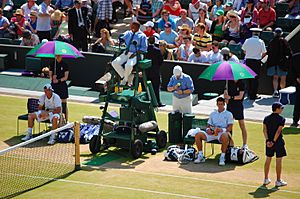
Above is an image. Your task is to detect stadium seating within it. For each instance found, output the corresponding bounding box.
[260,31,274,45]
[275,3,289,18]
[228,43,244,59]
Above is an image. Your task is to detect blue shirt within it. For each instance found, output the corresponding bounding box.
[167,73,194,99]
[121,30,148,53]
[0,16,9,35]
[55,0,74,9]
[159,30,178,45]
[157,17,176,31]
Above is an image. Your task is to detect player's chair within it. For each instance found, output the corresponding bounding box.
[17,98,51,135]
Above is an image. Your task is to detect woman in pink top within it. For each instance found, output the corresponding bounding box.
[240,0,259,23]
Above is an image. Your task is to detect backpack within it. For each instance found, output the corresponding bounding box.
[226,146,259,164]
[164,145,196,164]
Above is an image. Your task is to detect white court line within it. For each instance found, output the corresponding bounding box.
[85,165,300,195]
[1,172,208,199]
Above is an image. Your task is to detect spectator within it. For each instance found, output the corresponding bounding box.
[240,0,259,24]
[224,1,233,16]
[151,0,164,20]
[175,24,191,47]
[221,47,239,62]
[224,80,248,149]
[92,28,115,53]
[240,15,258,43]
[10,9,26,38]
[21,0,39,21]
[222,10,241,44]
[193,22,212,51]
[263,102,287,187]
[163,0,182,18]
[54,12,70,42]
[207,40,222,63]
[25,10,38,34]
[94,0,112,38]
[167,65,194,114]
[0,8,9,38]
[290,53,300,127]
[36,0,54,41]
[68,0,89,51]
[188,0,208,22]
[177,35,194,61]
[21,83,62,145]
[145,35,165,107]
[159,40,174,60]
[157,9,176,32]
[242,28,267,100]
[137,0,152,25]
[285,0,300,19]
[55,0,74,11]
[51,9,63,39]
[266,27,292,98]
[176,9,194,31]
[0,0,13,12]
[257,0,276,31]
[210,0,224,21]
[193,97,233,166]
[112,21,148,86]
[210,9,225,42]
[188,47,208,63]
[159,22,178,48]
[49,55,69,121]
[143,21,156,37]
[20,29,40,46]
[232,0,243,11]
[195,7,212,31]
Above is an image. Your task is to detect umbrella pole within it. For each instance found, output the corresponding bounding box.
[54,59,56,76]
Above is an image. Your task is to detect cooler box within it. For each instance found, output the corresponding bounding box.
[279,86,296,105]
[182,114,195,138]
[168,112,183,143]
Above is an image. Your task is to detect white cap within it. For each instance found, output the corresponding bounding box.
[41,39,48,43]
[144,21,154,28]
[173,65,182,76]
[44,83,53,91]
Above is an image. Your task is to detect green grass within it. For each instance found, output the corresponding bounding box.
[0,95,300,199]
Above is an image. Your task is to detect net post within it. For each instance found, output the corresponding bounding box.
[74,121,81,171]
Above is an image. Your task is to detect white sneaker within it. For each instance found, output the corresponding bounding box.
[275,179,287,187]
[272,91,279,98]
[219,156,226,166]
[47,134,56,145]
[194,154,205,164]
[242,144,249,150]
[21,134,32,141]
[263,178,271,185]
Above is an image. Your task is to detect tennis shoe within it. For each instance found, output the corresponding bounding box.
[272,91,279,98]
[21,134,32,141]
[275,179,287,187]
[47,134,56,145]
[194,154,205,164]
[263,178,271,185]
[219,156,226,166]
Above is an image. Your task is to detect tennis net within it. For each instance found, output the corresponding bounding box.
[0,122,79,198]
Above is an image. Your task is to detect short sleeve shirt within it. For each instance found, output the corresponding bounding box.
[258,7,276,28]
[227,80,245,102]
[208,109,234,129]
[263,113,285,140]
[50,60,69,79]
[38,93,62,111]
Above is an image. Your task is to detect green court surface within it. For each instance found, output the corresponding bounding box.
[0,95,299,199]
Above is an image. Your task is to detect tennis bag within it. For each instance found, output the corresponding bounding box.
[226,146,259,164]
[57,128,74,143]
[164,145,196,163]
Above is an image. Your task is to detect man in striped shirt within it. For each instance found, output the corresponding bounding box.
[193,22,212,51]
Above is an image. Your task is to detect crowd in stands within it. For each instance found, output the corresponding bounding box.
[0,0,299,60]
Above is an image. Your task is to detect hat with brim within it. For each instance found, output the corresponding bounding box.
[226,2,233,7]
[164,22,172,28]
[44,83,54,91]
[178,24,191,32]
[226,10,239,18]
[144,21,154,28]
[216,10,224,16]
[173,65,183,76]
[250,27,262,32]
[14,9,24,17]
[29,10,37,17]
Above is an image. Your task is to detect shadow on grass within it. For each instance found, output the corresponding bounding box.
[4,133,51,148]
[282,127,300,135]
[248,185,279,198]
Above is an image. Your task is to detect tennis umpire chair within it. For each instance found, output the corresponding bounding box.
[17,98,51,135]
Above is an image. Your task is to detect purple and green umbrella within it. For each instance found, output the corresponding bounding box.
[199,61,257,89]
[26,41,84,59]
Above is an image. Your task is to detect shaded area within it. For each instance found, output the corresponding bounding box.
[249,185,279,198]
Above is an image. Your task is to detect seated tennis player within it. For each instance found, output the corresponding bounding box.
[21,84,62,145]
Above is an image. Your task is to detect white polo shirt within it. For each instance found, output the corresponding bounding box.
[242,36,266,60]
[208,109,234,129]
[38,93,62,111]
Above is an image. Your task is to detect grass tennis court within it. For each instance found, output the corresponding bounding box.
[0,95,300,199]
